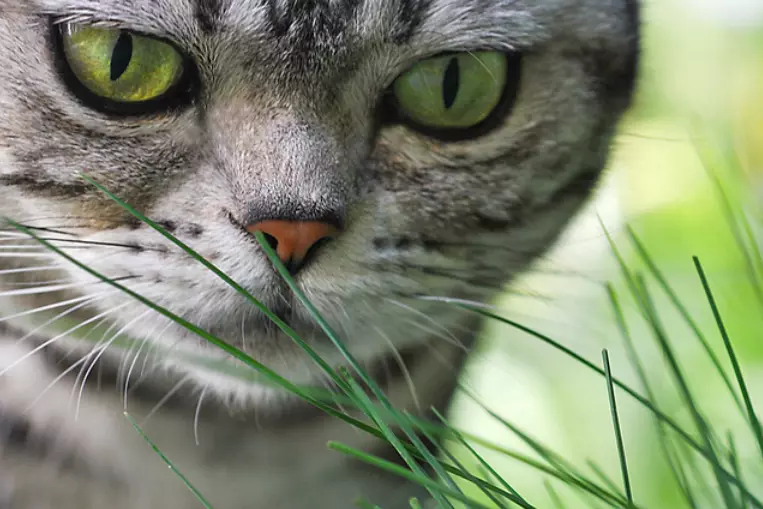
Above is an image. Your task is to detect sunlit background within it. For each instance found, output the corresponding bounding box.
[448,0,763,506]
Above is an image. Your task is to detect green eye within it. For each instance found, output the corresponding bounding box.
[61,25,185,105]
[392,52,510,130]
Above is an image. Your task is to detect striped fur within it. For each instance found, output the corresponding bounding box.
[0,0,640,507]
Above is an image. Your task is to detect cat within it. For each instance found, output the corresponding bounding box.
[0,0,640,507]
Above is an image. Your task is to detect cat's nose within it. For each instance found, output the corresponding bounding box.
[246,220,338,275]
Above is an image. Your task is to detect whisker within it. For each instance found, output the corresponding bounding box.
[122,335,151,408]
[99,309,154,406]
[413,295,498,310]
[0,292,108,326]
[0,277,136,298]
[0,300,129,379]
[384,298,468,352]
[73,307,148,417]
[23,346,105,414]
[194,386,209,446]
[125,320,173,406]
[0,252,59,259]
[23,236,162,251]
[372,323,421,411]
[0,244,98,251]
[140,376,192,426]
[0,224,79,237]
[0,265,62,276]
[4,279,74,288]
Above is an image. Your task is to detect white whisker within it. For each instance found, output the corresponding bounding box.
[23,345,105,414]
[373,324,421,411]
[0,244,48,250]
[125,320,173,406]
[0,231,29,239]
[118,316,163,402]
[140,375,191,426]
[122,336,151,408]
[0,265,60,276]
[194,385,209,446]
[0,300,129,379]
[384,298,468,352]
[413,295,498,310]
[5,278,73,287]
[0,279,122,298]
[0,252,58,259]
[73,308,147,419]
[0,291,110,325]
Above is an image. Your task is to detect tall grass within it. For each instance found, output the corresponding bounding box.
[4,138,762,508]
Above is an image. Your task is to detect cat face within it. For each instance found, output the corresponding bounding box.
[0,0,638,398]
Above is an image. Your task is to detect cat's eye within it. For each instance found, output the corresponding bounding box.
[390,51,519,137]
[58,24,189,112]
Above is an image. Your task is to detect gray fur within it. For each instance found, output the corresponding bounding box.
[0,0,639,507]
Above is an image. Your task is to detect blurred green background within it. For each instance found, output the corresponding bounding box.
[447,0,763,506]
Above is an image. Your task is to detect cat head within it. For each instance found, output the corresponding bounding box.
[0,0,639,401]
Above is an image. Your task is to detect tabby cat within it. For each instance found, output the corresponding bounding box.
[0,0,640,507]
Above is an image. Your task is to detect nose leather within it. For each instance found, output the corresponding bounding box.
[246,220,338,270]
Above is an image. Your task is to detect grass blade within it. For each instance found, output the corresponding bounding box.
[79,174,352,394]
[601,349,634,505]
[728,433,750,509]
[634,276,737,507]
[256,231,463,494]
[693,256,763,459]
[125,413,213,509]
[545,481,567,509]
[625,226,745,415]
[460,387,634,508]
[432,408,531,507]
[606,284,699,508]
[328,441,497,509]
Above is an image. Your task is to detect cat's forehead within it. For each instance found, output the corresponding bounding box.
[31,0,546,51]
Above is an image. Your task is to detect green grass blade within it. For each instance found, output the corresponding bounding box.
[432,408,530,507]
[257,231,463,493]
[634,276,738,508]
[328,442,498,509]
[586,460,626,500]
[415,411,516,509]
[625,226,745,414]
[602,349,634,505]
[338,369,458,508]
[601,223,761,508]
[606,284,699,509]
[460,387,633,508]
[125,413,214,509]
[693,256,763,459]
[79,175,353,394]
[693,138,763,307]
[728,433,750,509]
[460,306,696,456]
[6,218,428,460]
[451,301,761,508]
[545,481,567,509]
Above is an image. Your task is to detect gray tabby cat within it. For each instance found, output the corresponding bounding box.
[0,0,639,507]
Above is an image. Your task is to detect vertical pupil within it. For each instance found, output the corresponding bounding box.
[442,57,460,110]
[110,32,133,82]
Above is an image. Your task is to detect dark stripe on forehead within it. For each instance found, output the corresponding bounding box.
[194,0,224,33]
[267,0,365,38]
[392,0,431,43]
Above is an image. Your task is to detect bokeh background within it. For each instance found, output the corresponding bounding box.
[447,0,763,506]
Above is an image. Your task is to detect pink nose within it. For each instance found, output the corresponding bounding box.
[246,220,338,273]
